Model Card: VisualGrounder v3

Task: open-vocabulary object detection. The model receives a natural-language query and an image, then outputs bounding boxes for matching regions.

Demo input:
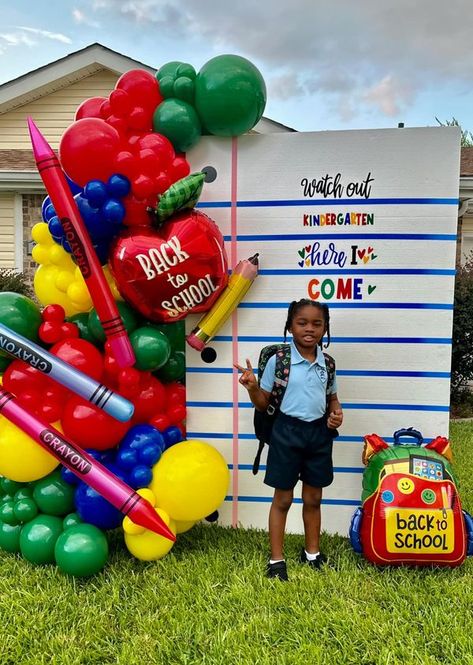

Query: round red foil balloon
[109,210,228,322]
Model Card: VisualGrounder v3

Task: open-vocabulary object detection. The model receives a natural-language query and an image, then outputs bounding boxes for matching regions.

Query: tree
[451,254,473,400]
[435,117,473,147]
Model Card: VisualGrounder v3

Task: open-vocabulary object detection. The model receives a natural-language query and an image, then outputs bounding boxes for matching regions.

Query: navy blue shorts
[264,412,336,491]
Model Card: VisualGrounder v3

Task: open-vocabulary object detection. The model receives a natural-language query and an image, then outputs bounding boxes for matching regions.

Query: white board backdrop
[186,127,460,536]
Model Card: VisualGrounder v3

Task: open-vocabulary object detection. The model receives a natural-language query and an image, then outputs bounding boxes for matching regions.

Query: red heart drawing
[109,210,228,322]
[357,249,366,259]
[305,245,312,253]
[368,246,374,254]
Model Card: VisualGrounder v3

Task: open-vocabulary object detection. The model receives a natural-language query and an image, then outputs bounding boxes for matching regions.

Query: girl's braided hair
[283,299,330,349]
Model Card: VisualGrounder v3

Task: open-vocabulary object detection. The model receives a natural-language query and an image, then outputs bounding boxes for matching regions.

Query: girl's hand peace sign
[234,359,257,391]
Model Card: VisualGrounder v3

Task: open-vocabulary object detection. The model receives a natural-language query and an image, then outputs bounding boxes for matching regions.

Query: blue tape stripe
[208,335,451,345]
[259,269,455,276]
[224,495,361,506]
[187,367,450,378]
[238,302,453,310]
[225,233,457,242]
[197,197,459,208]
[228,463,364,474]
[187,401,449,412]
[186,432,436,444]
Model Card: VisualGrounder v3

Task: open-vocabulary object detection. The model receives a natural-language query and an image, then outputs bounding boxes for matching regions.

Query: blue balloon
[75,482,123,530]
[43,202,56,223]
[76,195,110,240]
[61,467,79,485]
[66,176,82,196]
[162,426,183,449]
[139,443,162,466]
[128,465,153,489]
[120,424,166,453]
[107,174,131,199]
[116,447,138,470]
[84,180,108,209]
[94,240,113,265]
[102,199,125,226]
[41,196,52,221]
[48,216,64,241]
[61,237,72,253]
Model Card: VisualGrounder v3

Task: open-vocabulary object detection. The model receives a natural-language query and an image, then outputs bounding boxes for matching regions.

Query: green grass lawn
[1,423,473,665]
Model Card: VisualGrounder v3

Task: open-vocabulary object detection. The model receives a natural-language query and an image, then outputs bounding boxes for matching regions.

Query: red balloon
[42,304,66,322]
[167,404,187,425]
[50,338,104,382]
[165,382,186,408]
[59,118,122,186]
[100,99,112,119]
[150,413,171,431]
[122,194,153,228]
[154,174,171,194]
[109,210,228,322]
[131,174,155,200]
[114,150,140,180]
[3,361,69,421]
[75,97,107,120]
[106,115,128,135]
[116,70,163,112]
[137,133,175,169]
[130,374,166,423]
[61,396,129,450]
[128,107,151,132]
[109,88,132,118]
[170,156,191,181]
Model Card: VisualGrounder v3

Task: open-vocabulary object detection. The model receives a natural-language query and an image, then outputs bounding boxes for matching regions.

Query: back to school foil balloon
[109,210,228,323]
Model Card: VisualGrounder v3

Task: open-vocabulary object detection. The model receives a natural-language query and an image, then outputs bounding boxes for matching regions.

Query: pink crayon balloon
[0,388,175,542]
[27,117,135,369]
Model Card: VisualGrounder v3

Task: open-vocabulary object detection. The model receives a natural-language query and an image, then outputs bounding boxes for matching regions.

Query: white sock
[305,550,320,561]
[269,559,285,565]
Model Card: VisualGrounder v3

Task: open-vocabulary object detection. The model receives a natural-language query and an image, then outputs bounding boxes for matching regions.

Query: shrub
[0,268,32,297]
[451,254,473,401]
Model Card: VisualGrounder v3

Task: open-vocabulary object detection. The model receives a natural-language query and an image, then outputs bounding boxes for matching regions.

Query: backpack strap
[267,344,291,415]
[323,352,336,396]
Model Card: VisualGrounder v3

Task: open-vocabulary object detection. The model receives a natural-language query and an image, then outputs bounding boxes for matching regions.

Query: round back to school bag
[349,428,473,567]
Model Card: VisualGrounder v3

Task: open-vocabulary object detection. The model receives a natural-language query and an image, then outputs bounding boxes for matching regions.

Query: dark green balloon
[13,499,38,523]
[195,55,266,136]
[0,292,42,344]
[130,326,171,371]
[88,301,138,343]
[63,512,83,530]
[156,351,186,383]
[20,515,63,564]
[32,471,75,516]
[0,521,22,553]
[0,477,24,495]
[0,501,18,525]
[54,524,108,577]
[151,321,185,353]
[153,99,202,153]
[176,63,196,80]
[67,313,97,344]
[158,75,175,98]
[173,77,195,104]
[156,61,186,81]
[14,487,34,501]
[0,355,11,372]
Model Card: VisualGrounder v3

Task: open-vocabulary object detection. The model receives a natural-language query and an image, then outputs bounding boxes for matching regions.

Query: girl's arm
[327,392,343,428]
[234,359,271,412]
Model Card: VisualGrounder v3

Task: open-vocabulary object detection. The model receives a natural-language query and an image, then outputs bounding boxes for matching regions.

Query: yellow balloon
[124,505,176,561]
[175,519,197,534]
[150,440,229,522]
[0,416,59,482]
[34,265,83,316]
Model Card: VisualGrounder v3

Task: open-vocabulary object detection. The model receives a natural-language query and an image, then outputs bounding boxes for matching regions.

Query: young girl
[235,299,343,581]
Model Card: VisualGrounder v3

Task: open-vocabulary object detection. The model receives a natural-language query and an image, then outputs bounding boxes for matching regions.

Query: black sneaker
[266,560,288,581]
[299,548,327,569]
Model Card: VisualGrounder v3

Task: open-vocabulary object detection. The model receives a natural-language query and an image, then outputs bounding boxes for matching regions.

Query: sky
[1,0,473,133]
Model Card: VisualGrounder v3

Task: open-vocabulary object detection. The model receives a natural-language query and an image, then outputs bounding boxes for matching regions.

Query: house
[0,42,470,278]
[0,43,292,279]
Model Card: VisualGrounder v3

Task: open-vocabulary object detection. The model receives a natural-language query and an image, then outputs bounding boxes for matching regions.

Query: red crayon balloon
[27,117,135,370]
[0,388,175,542]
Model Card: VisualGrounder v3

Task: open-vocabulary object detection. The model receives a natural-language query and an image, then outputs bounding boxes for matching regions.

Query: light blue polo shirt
[260,341,337,422]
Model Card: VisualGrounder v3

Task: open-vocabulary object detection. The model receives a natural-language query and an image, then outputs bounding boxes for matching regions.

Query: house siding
[0,192,16,268]
[0,69,119,149]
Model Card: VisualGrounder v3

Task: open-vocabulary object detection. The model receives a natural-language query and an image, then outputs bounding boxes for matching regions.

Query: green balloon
[32,471,75,516]
[63,512,83,530]
[0,293,42,358]
[156,61,186,81]
[20,515,63,564]
[130,326,171,371]
[0,500,18,525]
[0,521,22,553]
[151,321,185,352]
[54,524,108,577]
[195,55,266,136]
[88,301,138,344]
[13,498,38,523]
[153,99,202,153]
[0,477,24,495]
[173,77,195,104]
[67,313,97,344]
[176,63,196,80]
[156,351,186,383]
[0,356,11,372]
[14,487,34,501]
[158,75,175,98]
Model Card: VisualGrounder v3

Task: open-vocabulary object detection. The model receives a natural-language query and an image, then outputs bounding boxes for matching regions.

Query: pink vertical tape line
[231,137,239,527]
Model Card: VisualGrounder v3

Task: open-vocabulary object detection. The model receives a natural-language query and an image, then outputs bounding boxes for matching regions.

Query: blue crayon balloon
[0,322,134,422]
